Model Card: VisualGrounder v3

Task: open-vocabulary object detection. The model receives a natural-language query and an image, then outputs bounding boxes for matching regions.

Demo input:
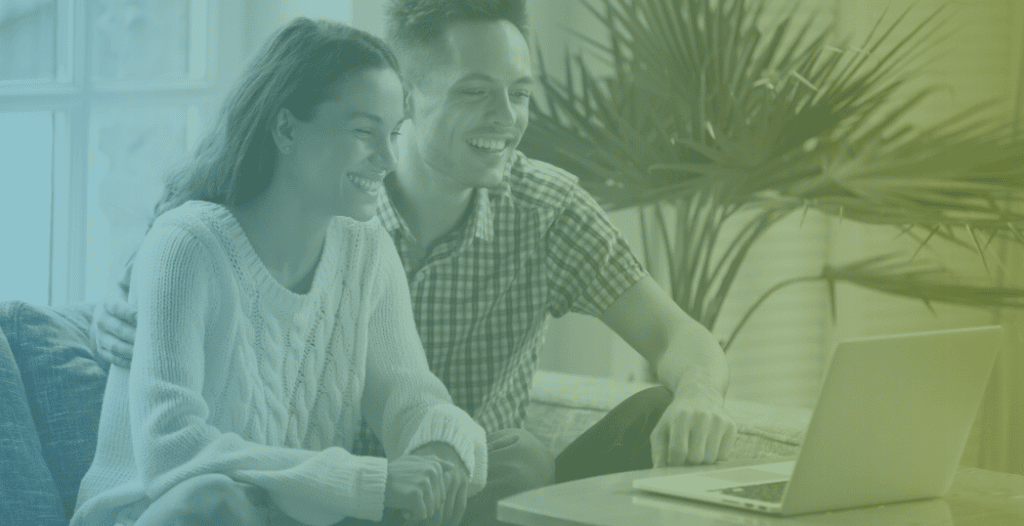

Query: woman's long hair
[152,18,399,221]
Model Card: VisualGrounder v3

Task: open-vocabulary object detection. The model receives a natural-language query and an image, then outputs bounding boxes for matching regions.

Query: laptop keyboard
[714,481,788,503]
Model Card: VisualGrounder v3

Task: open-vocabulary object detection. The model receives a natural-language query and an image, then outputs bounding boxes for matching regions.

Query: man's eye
[511,91,532,101]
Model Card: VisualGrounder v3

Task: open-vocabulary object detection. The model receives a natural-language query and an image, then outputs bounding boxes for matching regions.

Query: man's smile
[467,137,514,154]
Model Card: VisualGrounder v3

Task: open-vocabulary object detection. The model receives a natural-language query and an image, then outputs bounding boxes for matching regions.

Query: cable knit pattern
[71,201,486,526]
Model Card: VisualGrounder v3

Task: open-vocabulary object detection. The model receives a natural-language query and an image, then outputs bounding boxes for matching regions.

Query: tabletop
[497,458,1024,526]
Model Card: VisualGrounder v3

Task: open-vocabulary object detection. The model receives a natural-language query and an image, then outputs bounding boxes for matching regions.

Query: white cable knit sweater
[71,201,487,526]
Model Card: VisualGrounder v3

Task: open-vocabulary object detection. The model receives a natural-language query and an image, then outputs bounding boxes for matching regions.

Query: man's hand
[384,454,452,526]
[90,264,138,370]
[650,383,737,467]
[408,442,471,526]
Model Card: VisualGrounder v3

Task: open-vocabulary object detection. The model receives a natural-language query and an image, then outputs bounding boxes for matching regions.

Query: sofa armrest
[525,370,810,461]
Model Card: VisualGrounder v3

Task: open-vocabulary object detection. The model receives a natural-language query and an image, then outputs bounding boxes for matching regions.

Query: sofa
[0,300,812,525]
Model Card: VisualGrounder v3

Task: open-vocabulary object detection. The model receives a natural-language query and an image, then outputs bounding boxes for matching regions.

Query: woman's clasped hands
[385,442,471,526]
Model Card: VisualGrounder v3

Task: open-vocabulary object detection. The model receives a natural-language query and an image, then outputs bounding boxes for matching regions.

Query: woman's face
[288,67,405,221]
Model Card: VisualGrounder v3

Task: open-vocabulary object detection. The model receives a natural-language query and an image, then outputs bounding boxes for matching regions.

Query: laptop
[634,325,1004,516]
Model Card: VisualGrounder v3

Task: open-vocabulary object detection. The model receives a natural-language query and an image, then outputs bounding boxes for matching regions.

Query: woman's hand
[410,442,471,525]
[384,455,449,525]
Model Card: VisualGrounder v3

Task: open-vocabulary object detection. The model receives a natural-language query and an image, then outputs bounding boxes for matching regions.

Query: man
[93,1,737,523]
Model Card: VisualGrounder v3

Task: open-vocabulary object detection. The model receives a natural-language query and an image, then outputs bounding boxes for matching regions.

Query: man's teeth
[346,173,382,193]
[468,138,506,151]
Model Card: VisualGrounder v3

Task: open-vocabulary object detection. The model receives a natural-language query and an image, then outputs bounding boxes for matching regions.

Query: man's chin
[474,171,507,189]
[469,158,511,188]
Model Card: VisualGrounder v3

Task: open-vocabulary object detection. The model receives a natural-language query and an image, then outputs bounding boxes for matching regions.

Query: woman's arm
[125,220,387,526]
[359,228,488,491]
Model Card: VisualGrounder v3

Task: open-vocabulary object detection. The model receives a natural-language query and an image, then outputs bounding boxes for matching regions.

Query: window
[0,0,242,305]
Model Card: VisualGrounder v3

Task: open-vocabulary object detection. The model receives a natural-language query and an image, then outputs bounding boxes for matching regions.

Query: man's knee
[553,386,673,483]
[489,428,556,493]
[631,386,673,417]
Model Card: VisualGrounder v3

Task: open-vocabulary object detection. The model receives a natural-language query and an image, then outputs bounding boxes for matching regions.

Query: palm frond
[522,0,1024,349]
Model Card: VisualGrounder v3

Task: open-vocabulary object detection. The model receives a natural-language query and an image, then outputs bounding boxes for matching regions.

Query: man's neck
[390,158,476,251]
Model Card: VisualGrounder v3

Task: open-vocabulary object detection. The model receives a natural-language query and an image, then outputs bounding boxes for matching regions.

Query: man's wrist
[672,379,725,402]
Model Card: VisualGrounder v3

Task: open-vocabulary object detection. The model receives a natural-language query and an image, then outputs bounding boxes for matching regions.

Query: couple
[77,1,737,525]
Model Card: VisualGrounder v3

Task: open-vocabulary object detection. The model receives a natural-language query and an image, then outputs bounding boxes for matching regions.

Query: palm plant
[521,0,1024,351]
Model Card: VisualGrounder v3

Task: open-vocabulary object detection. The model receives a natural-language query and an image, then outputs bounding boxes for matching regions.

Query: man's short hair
[385,0,529,87]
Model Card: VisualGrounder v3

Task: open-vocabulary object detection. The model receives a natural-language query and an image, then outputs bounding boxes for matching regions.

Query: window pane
[90,0,190,81]
[0,0,56,82]
[0,112,52,305]
[86,106,191,301]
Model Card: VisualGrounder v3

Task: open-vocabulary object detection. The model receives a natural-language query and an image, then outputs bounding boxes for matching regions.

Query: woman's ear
[272,108,297,155]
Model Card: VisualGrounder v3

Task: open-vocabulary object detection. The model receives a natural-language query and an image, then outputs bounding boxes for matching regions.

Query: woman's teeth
[346,173,382,193]
[468,138,506,152]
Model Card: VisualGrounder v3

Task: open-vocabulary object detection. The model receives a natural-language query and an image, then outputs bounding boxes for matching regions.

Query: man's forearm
[597,276,730,397]
[654,321,729,398]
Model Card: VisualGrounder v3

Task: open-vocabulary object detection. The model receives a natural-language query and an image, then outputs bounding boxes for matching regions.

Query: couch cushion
[0,301,105,520]
[525,370,809,461]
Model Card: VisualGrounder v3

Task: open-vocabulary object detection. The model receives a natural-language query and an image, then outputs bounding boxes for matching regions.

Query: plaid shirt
[353,151,647,456]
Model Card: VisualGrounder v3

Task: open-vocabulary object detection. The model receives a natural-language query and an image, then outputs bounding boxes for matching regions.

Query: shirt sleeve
[126,221,387,526]
[546,184,648,318]
[360,226,488,493]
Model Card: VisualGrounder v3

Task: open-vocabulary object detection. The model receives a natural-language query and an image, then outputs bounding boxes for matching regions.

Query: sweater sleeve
[360,227,488,493]
[127,220,387,526]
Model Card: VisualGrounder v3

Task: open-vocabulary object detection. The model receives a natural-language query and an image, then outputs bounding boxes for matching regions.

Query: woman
[71,18,486,526]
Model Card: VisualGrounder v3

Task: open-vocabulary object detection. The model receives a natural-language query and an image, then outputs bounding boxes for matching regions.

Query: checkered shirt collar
[376,168,513,246]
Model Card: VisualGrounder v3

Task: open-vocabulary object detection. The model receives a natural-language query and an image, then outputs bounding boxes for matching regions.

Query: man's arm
[90,263,137,369]
[597,275,736,466]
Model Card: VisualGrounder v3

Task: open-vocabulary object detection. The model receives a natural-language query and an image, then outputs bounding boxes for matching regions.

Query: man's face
[406,20,533,190]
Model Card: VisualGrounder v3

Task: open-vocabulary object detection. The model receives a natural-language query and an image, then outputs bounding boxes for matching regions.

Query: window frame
[0,0,239,305]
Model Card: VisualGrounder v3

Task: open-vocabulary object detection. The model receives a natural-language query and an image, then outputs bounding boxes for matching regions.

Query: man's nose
[487,91,516,127]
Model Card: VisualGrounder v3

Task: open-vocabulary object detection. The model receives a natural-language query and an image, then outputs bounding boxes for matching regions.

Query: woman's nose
[372,138,398,174]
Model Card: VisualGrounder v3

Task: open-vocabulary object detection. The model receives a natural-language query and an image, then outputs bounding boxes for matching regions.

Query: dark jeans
[554,385,673,483]
[344,385,673,525]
